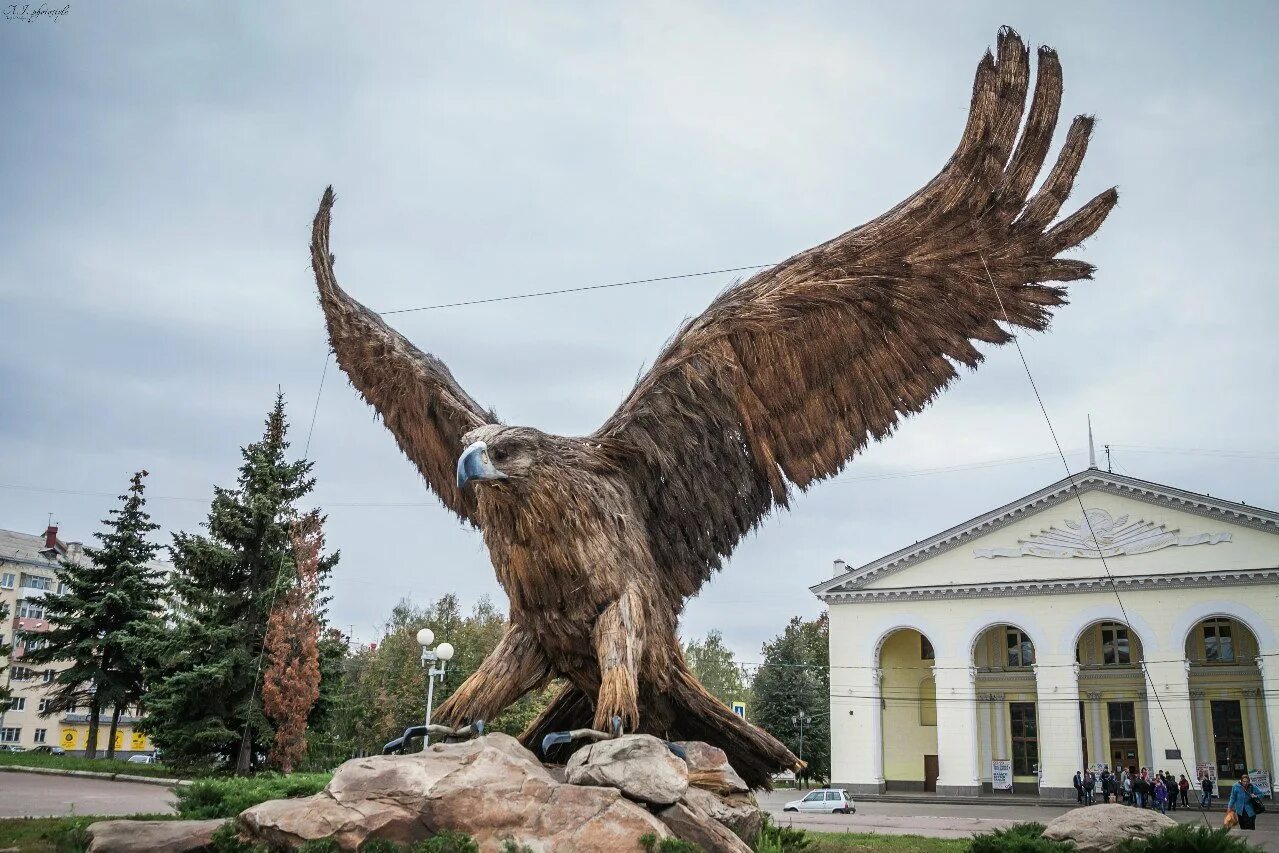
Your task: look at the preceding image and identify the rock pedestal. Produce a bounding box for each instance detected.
[86,733,764,852]
[240,734,670,851]
[564,734,689,805]
[1042,804,1177,852]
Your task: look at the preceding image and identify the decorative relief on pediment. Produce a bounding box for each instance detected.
[973,508,1231,559]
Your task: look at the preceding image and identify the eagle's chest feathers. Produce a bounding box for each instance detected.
[476,472,655,649]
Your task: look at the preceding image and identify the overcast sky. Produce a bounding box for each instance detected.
[2,2,1275,663]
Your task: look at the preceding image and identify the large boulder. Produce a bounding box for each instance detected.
[681,786,763,842]
[1042,804,1177,852]
[565,734,688,805]
[673,741,749,795]
[240,733,670,851]
[86,819,225,853]
[657,801,752,853]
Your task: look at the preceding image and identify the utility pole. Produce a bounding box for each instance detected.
[1105,444,1112,473]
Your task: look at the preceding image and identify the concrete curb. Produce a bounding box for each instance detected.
[0,764,190,787]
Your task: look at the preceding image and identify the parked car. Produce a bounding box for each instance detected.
[126,753,156,764]
[29,745,65,756]
[783,788,855,814]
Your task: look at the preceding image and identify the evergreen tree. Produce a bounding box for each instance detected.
[751,613,830,785]
[26,471,163,759]
[0,601,11,707]
[139,394,335,773]
[683,629,749,708]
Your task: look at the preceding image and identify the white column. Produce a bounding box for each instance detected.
[1035,656,1084,798]
[933,659,980,796]
[1243,688,1264,771]
[1139,689,1154,770]
[1190,690,1211,762]
[1258,654,1279,776]
[993,695,1008,763]
[830,666,884,794]
[979,694,993,782]
[1088,691,1104,766]
[1142,659,1198,774]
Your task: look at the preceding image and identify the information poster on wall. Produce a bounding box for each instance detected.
[991,759,1013,790]
[1249,770,1272,799]
[1195,762,1217,783]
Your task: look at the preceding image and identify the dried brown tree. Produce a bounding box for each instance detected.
[309,28,1116,787]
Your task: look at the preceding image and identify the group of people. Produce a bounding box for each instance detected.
[1071,766,1193,812]
[1070,767,1265,831]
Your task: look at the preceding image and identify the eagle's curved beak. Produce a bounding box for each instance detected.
[457,441,508,489]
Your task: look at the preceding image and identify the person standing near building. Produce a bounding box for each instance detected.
[1201,773,1215,809]
[1154,776,1169,815]
[1073,770,1084,804]
[1122,769,1133,805]
[1165,772,1177,812]
[1178,775,1190,808]
[1082,769,1095,805]
[1227,774,1263,831]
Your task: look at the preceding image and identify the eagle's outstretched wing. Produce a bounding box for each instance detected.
[311,188,497,524]
[594,28,1117,597]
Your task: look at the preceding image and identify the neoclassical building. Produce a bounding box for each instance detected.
[812,468,1278,799]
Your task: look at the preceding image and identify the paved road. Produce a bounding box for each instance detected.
[0,773,177,818]
[757,791,1279,851]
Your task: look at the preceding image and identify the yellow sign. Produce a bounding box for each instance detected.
[61,728,78,749]
[131,731,147,751]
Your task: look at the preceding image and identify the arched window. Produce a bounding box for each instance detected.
[1006,628,1035,668]
[1201,619,1235,663]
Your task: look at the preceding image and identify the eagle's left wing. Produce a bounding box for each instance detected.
[311,188,498,524]
[592,28,1116,597]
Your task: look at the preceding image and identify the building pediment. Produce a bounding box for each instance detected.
[973,507,1232,560]
[812,469,1279,602]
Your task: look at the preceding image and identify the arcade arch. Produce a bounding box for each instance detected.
[877,627,938,791]
[1183,615,1269,779]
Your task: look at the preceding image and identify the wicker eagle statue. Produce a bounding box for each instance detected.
[310,28,1115,787]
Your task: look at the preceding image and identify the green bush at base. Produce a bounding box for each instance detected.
[174,772,332,819]
[969,822,1072,853]
[1117,823,1266,853]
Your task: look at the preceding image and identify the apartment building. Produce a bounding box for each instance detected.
[0,525,158,756]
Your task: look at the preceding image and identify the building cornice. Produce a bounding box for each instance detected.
[812,470,1279,600]
[818,567,1279,604]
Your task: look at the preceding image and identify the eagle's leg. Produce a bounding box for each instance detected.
[435,623,552,726]
[591,587,644,731]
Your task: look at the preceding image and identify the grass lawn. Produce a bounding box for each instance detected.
[0,814,177,852]
[0,751,185,780]
[806,830,972,852]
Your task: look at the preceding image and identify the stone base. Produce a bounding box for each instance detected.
[1039,785,1078,800]
[834,781,887,796]
[935,784,982,797]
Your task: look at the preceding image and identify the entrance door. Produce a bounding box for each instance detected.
[923,755,939,792]
[1111,740,1138,772]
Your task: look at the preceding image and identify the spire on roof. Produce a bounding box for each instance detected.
[1088,414,1097,469]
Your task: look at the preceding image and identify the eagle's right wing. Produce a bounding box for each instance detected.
[594,28,1117,598]
[311,188,497,524]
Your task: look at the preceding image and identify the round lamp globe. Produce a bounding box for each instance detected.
[416,628,435,648]
[436,642,455,662]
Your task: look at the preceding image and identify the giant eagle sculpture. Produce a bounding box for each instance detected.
[311,28,1115,788]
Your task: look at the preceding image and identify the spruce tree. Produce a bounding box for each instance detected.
[27,471,163,759]
[140,394,335,773]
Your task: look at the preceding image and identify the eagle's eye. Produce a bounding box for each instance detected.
[492,448,510,464]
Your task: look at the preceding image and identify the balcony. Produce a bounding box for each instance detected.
[12,616,51,633]
[16,586,49,602]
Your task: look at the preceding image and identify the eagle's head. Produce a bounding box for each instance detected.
[456,425,549,491]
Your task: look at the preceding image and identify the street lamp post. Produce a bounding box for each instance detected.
[416,628,455,751]
[792,710,811,785]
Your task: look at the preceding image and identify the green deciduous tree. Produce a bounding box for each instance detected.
[751,612,830,785]
[27,470,164,759]
[683,629,749,709]
[139,394,335,773]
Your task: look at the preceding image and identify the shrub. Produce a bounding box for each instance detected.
[753,813,811,853]
[499,840,534,853]
[298,840,342,853]
[638,834,701,852]
[969,822,1072,853]
[360,840,407,853]
[210,821,269,853]
[48,816,93,853]
[174,772,331,819]
[411,830,481,853]
[1116,823,1265,853]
